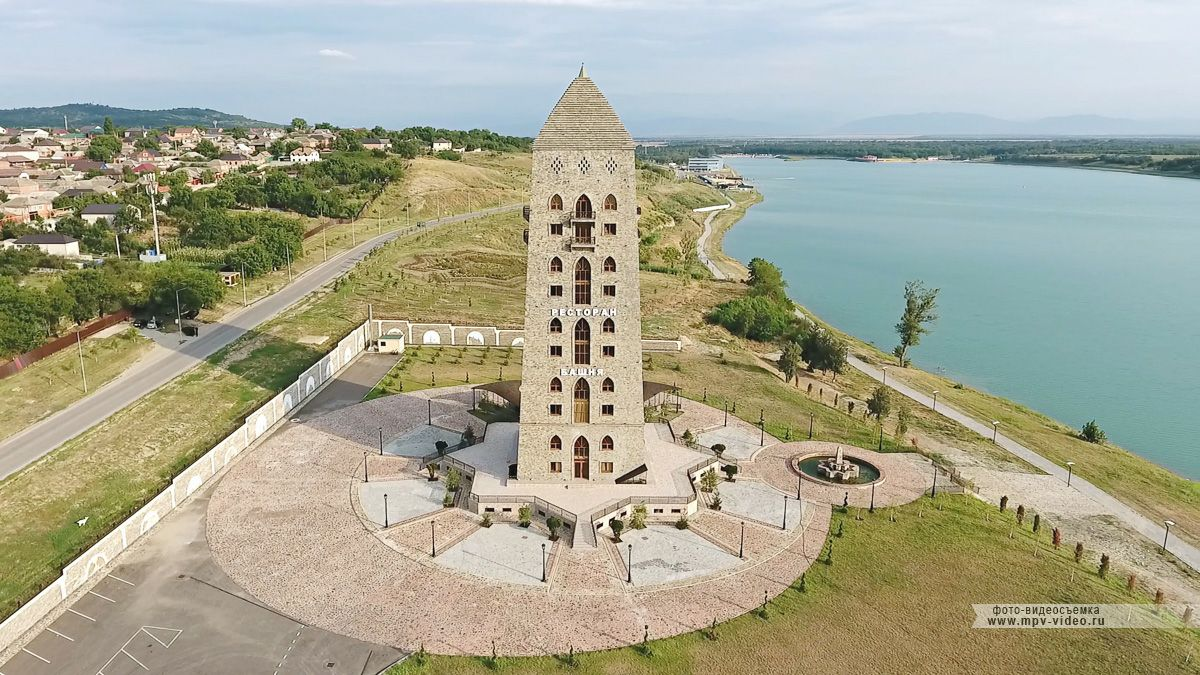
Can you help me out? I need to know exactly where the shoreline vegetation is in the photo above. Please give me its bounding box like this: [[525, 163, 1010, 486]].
[[701, 172, 1199, 551], [640, 138, 1200, 182]]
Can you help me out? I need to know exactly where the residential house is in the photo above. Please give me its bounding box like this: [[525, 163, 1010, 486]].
[[34, 139, 62, 158], [132, 149, 160, 163], [0, 145, 39, 162], [17, 128, 50, 144], [431, 138, 452, 152], [361, 138, 391, 151], [1, 195, 55, 222], [169, 127, 202, 146], [132, 162, 158, 174], [80, 203, 123, 224], [218, 153, 252, 170], [287, 147, 320, 163], [11, 233, 80, 257]]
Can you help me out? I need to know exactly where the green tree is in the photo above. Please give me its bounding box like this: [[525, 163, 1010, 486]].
[[746, 257, 790, 303], [778, 340, 804, 386], [893, 280, 939, 367], [800, 328, 848, 378], [1079, 420, 1107, 444], [866, 385, 892, 421], [102, 116, 117, 136], [194, 139, 220, 160], [143, 262, 225, 319], [86, 135, 123, 162], [291, 117, 308, 132]]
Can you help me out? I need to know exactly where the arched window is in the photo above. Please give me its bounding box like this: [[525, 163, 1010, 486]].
[[549, 377, 562, 393], [573, 436, 590, 478], [549, 256, 563, 273], [549, 194, 563, 210], [602, 377, 615, 392], [550, 435, 562, 451], [575, 195, 592, 219], [573, 319, 590, 365], [602, 318, 615, 334], [574, 258, 591, 305], [603, 194, 617, 211], [603, 256, 616, 272], [573, 379, 590, 423], [549, 317, 562, 333], [602, 435, 614, 451]]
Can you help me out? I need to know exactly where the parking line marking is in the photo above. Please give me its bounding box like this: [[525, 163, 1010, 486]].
[[121, 648, 148, 671], [68, 607, 95, 622], [108, 574, 136, 586], [22, 647, 50, 664], [47, 627, 75, 642], [88, 590, 116, 603]]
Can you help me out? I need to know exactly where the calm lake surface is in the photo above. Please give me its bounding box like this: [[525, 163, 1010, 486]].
[[723, 157, 1200, 479]]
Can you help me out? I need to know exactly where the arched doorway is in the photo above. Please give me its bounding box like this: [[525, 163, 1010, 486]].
[[573, 436, 590, 479], [573, 378, 590, 423]]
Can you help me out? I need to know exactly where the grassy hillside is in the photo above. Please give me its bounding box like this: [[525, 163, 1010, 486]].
[[0, 103, 279, 129]]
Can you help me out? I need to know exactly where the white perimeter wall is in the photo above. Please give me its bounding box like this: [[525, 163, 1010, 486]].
[[0, 321, 371, 652]]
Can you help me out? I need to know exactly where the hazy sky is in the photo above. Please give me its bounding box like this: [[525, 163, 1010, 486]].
[[4, 0, 1198, 134]]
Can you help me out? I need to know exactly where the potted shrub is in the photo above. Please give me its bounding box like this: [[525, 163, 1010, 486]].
[[675, 516, 690, 530], [711, 443, 726, 458], [462, 426, 477, 446], [442, 492, 454, 508], [426, 463, 438, 481], [435, 440, 448, 457], [481, 512, 493, 528], [711, 491, 723, 511], [700, 470, 719, 493], [547, 516, 562, 542], [722, 464, 738, 482], [610, 518, 625, 542], [446, 467, 461, 492], [518, 504, 532, 528]]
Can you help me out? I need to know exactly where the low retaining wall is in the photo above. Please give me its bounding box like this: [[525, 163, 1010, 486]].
[[0, 320, 371, 653]]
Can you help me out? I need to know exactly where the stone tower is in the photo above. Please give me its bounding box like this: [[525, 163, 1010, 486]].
[[516, 67, 646, 483]]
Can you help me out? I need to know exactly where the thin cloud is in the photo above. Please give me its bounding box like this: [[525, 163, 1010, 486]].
[[317, 48, 355, 59]]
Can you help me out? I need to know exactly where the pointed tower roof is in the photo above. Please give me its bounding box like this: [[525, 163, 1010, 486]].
[[534, 69, 634, 151]]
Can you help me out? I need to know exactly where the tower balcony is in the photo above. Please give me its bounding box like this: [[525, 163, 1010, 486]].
[[568, 235, 596, 250], [571, 210, 595, 222]]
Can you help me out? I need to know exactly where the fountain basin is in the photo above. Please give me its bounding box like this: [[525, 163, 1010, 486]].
[[794, 453, 882, 486]]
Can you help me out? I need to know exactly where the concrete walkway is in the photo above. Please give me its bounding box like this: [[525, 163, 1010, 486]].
[[848, 354, 1199, 572], [695, 196, 733, 280], [0, 204, 520, 480]]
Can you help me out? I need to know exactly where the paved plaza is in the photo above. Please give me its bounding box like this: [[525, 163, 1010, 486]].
[[624, 525, 742, 586], [716, 479, 804, 530], [206, 387, 836, 655], [747, 441, 936, 509], [698, 425, 768, 460], [360, 479, 445, 526], [383, 424, 462, 457], [436, 524, 549, 586]]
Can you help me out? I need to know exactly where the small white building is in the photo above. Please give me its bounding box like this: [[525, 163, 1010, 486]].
[[687, 157, 724, 173], [288, 147, 321, 163], [12, 233, 80, 257], [81, 203, 123, 224], [431, 138, 452, 152]]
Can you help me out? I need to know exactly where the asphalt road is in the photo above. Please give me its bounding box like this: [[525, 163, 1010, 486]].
[[0, 204, 521, 481]]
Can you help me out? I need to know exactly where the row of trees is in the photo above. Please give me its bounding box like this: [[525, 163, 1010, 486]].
[[706, 258, 797, 341], [0, 261, 224, 357]]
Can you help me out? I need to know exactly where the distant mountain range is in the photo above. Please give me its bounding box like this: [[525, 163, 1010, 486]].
[[0, 104, 280, 130], [833, 113, 1200, 137]]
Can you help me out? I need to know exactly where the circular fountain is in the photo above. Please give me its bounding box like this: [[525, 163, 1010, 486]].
[[794, 446, 882, 485]]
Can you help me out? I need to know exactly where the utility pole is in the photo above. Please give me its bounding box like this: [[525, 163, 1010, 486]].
[[114, 231, 121, 258], [322, 226, 328, 262], [286, 246, 293, 282], [174, 288, 186, 345], [146, 177, 162, 260], [76, 330, 88, 393], [240, 262, 247, 306]]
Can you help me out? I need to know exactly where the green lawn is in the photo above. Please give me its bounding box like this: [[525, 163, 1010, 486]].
[[393, 495, 1200, 675], [366, 346, 523, 401]]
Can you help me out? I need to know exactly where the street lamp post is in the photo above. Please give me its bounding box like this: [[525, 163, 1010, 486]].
[[724, 402, 728, 427], [431, 520, 436, 557], [1066, 461, 1075, 487], [991, 421, 1000, 443], [759, 410, 765, 446], [931, 466, 937, 498], [1163, 520, 1175, 553], [174, 287, 187, 345], [808, 412, 814, 439], [363, 451, 368, 482], [541, 542, 547, 582], [931, 390, 939, 412], [627, 544, 633, 584], [378, 426, 384, 455], [881, 366, 888, 388], [877, 424, 884, 451], [869, 482, 876, 513], [383, 493, 389, 528], [782, 496, 789, 530], [739, 521, 745, 559]]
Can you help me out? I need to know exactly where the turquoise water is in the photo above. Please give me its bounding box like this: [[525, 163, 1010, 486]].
[[723, 157, 1200, 480]]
